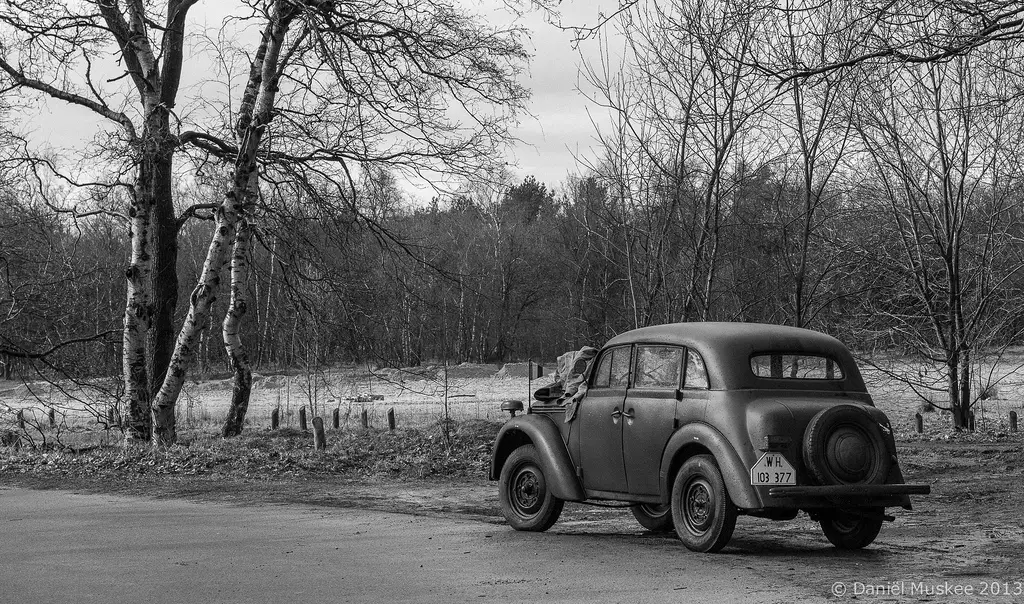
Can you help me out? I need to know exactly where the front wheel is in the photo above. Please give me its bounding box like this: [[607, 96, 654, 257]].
[[499, 444, 564, 531], [671, 455, 737, 552], [819, 509, 884, 549], [631, 503, 674, 532]]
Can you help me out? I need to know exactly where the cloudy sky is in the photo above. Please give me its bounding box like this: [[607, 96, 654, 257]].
[[23, 1, 618, 199], [487, 1, 616, 191]]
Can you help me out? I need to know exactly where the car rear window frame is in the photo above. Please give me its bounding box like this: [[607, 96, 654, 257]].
[[749, 352, 844, 381]]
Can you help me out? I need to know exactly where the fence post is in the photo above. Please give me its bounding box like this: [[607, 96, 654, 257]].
[[1010, 410, 1018, 433], [271, 407, 280, 430], [299, 407, 308, 431], [312, 417, 327, 451], [17, 410, 25, 430], [48, 408, 56, 428], [332, 408, 340, 430], [968, 412, 976, 432], [360, 409, 369, 429], [914, 412, 923, 434], [387, 407, 396, 431]]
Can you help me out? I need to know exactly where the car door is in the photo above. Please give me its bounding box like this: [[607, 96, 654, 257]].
[[577, 345, 631, 494], [621, 345, 684, 496]]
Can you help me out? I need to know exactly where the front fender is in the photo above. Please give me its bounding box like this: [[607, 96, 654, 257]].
[[490, 415, 585, 501], [659, 422, 761, 509]]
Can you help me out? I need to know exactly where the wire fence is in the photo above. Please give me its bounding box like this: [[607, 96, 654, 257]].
[[0, 368, 542, 440]]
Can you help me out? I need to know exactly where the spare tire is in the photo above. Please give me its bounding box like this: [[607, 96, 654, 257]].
[[803, 405, 891, 485]]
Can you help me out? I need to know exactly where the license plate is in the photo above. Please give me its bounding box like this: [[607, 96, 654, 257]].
[[750, 452, 796, 486]]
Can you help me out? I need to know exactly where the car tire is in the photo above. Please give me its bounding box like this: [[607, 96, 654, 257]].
[[499, 444, 564, 532], [803, 405, 892, 486], [671, 455, 737, 552], [631, 503, 674, 532], [819, 509, 884, 549]]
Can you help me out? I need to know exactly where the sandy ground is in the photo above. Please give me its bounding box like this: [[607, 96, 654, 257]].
[[3, 358, 1024, 602], [1, 486, 836, 604], [2, 439, 1021, 603]]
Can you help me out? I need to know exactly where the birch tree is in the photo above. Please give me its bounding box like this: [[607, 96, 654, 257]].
[[152, 0, 530, 443], [0, 0, 207, 441]]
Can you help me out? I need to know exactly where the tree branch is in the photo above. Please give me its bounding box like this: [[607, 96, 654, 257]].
[[0, 58, 137, 139]]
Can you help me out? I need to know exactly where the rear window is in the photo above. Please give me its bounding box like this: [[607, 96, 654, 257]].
[[750, 354, 843, 380]]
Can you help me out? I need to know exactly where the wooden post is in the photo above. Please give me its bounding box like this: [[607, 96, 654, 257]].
[[1011, 410, 1018, 433], [332, 408, 340, 430], [271, 407, 280, 430], [48, 408, 56, 428], [915, 412, 923, 434], [360, 409, 369, 429], [968, 412, 976, 432], [17, 410, 25, 430], [312, 417, 327, 451], [299, 407, 308, 431], [387, 407, 396, 431]]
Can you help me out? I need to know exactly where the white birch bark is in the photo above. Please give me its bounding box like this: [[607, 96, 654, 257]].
[[149, 2, 295, 445]]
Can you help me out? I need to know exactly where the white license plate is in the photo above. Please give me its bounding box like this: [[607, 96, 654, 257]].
[[750, 452, 796, 486]]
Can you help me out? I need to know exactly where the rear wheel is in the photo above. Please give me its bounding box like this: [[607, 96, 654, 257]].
[[499, 445, 564, 531], [631, 503, 674, 532], [671, 455, 737, 552], [819, 509, 884, 549]]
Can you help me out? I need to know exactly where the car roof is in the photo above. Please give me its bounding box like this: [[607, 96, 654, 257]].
[[603, 322, 866, 392]]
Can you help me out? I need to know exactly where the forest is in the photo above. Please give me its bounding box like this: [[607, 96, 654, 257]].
[[2, 0, 1024, 441]]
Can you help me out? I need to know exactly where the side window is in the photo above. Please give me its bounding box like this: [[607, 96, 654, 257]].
[[593, 346, 631, 388], [684, 349, 709, 389], [634, 346, 683, 389]]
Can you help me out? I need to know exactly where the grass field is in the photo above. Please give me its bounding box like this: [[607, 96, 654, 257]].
[[3, 354, 1024, 444]]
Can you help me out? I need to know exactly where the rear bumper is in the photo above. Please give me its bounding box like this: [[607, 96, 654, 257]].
[[768, 484, 930, 498]]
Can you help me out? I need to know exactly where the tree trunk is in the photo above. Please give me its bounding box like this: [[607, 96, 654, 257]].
[[149, 163, 179, 402], [222, 218, 254, 437], [151, 179, 247, 445], [955, 348, 972, 430], [149, 3, 295, 446], [122, 104, 163, 442], [947, 351, 968, 430]]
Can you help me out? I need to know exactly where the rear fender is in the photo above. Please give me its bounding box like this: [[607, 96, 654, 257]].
[[660, 422, 761, 509], [490, 415, 586, 501]]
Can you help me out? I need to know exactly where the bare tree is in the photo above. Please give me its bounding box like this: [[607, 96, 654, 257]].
[[151, 0, 532, 443], [0, 0, 207, 442], [850, 42, 1024, 429], [581, 0, 781, 322]]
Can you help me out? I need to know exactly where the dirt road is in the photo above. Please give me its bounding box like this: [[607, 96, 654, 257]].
[[0, 487, 828, 604]]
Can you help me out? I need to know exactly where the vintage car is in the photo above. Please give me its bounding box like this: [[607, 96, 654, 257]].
[[490, 322, 929, 552]]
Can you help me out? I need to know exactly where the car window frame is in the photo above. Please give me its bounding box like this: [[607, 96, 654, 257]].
[[682, 348, 710, 390], [591, 345, 633, 389], [749, 351, 844, 381], [631, 344, 685, 390]]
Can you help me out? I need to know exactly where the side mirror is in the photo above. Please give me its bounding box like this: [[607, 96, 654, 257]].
[[501, 400, 525, 418]]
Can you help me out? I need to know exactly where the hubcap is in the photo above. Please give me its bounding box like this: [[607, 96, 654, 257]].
[[684, 478, 713, 533], [831, 514, 860, 534], [511, 466, 542, 515], [826, 424, 873, 482]]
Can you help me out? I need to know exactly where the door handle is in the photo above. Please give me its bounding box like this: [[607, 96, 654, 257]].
[[610, 408, 622, 418], [621, 410, 635, 419]]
